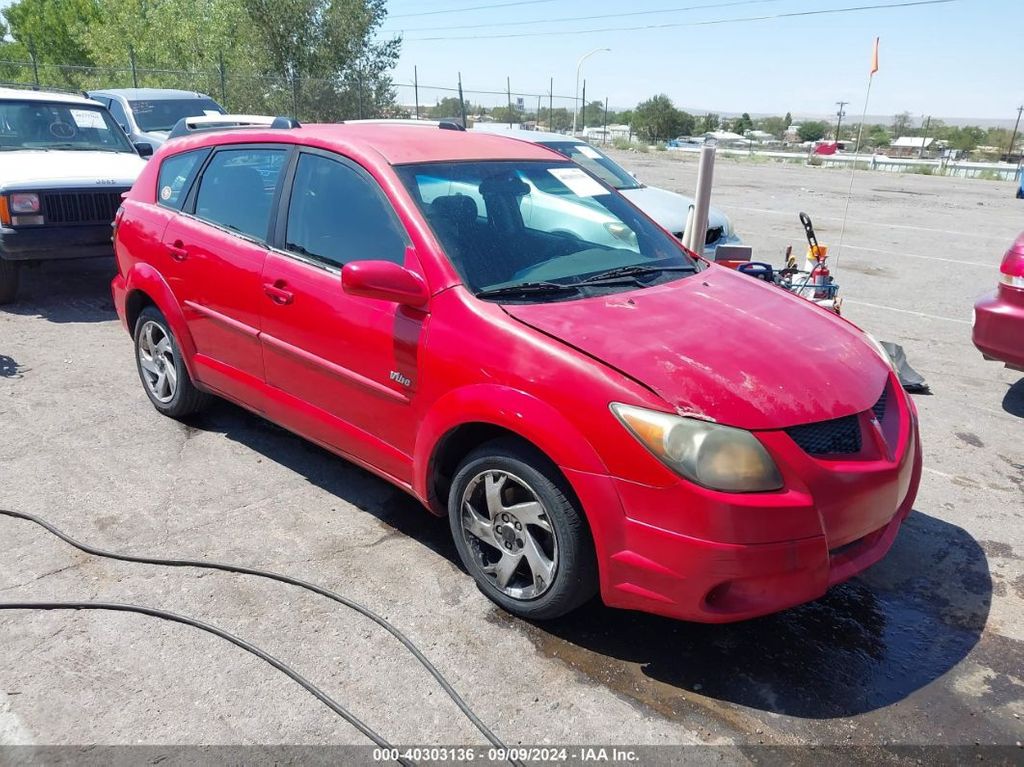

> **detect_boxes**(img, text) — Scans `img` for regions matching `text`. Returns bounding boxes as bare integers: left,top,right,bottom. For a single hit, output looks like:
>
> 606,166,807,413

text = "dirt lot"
1,152,1022,760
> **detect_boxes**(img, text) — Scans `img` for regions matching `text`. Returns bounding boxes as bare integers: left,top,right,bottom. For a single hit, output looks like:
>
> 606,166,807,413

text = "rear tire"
448,438,598,620
0,259,20,305
1017,187,1023,199
133,306,210,418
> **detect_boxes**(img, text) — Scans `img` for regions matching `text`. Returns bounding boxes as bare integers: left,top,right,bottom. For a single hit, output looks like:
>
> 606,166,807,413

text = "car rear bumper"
0,224,115,261
973,287,1024,370
565,380,921,623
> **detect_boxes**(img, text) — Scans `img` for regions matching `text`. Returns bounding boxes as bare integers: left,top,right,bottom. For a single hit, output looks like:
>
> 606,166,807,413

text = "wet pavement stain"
492,511,1024,745
955,432,986,449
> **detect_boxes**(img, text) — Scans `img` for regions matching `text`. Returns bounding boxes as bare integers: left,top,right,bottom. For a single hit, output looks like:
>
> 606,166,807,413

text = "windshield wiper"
475,281,580,299
577,264,696,285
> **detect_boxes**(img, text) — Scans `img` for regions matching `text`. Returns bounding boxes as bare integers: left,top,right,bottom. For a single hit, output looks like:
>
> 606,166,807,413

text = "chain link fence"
0,58,618,136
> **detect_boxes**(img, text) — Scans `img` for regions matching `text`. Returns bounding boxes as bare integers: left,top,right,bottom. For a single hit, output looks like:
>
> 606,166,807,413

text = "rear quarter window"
157,149,209,210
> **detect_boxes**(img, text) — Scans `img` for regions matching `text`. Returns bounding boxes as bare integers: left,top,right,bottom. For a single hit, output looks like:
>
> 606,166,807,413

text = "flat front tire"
449,439,598,620
133,306,210,418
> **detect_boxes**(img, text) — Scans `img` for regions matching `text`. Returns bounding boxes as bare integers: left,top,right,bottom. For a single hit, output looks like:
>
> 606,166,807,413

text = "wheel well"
429,423,557,515
124,289,155,333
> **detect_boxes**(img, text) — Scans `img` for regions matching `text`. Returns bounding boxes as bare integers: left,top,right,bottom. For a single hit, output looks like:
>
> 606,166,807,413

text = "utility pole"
457,72,467,127
1008,105,1024,161
580,80,586,132
548,77,553,130
572,48,609,135
919,115,931,159
507,76,513,128
603,97,609,145
835,100,849,142
413,66,419,119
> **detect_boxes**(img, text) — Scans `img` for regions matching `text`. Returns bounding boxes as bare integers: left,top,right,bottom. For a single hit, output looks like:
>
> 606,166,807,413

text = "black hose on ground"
0,508,516,763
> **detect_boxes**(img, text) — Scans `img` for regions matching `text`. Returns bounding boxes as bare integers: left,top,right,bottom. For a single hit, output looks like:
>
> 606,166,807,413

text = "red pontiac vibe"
973,232,1024,371
111,121,921,622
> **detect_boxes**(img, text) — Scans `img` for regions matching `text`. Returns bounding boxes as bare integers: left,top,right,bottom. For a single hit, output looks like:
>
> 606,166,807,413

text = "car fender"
123,263,199,379
414,383,610,502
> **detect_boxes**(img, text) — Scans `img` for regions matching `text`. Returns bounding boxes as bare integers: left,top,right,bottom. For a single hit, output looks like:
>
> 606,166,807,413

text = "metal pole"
291,72,298,118
835,100,848,142
457,72,467,127
218,51,227,106
414,66,419,119
129,45,138,88
507,76,513,128
685,143,716,253
580,80,586,132
548,78,553,131
603,97,608,145
572,48,609,135
919,115,930,159
28,37,39,87
1008,105,1023,160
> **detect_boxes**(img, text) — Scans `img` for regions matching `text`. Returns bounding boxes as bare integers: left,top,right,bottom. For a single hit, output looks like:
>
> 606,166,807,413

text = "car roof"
472,126,589,145
0,87,101,107
87,88,215,101
169,122,566,165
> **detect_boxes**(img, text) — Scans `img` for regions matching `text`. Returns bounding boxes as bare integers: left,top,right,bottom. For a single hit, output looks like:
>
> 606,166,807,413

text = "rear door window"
156,149,209,210
192,147,287,241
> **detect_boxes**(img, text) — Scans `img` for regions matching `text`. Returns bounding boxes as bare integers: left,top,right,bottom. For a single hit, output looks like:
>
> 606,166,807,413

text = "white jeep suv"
0,88,147,303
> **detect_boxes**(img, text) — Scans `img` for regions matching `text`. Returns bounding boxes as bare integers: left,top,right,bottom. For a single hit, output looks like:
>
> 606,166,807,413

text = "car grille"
786,414,862,456
786,388,890,457
872,387,888,421
705,226,723,246
41,190,126,225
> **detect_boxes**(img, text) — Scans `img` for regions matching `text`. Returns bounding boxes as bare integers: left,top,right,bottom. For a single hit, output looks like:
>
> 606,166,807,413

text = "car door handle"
263,282,294,305
168,240,188,261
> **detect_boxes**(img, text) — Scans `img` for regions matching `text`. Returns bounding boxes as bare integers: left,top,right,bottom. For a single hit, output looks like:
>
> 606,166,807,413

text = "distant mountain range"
670,108,1017,129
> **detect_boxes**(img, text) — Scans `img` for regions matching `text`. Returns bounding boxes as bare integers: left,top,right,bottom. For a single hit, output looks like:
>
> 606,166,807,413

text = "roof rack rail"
167,114,301,139
341,118,466,132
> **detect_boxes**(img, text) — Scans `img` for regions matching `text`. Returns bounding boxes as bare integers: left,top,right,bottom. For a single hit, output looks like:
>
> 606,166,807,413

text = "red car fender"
122,263,199,380
413,384,611,506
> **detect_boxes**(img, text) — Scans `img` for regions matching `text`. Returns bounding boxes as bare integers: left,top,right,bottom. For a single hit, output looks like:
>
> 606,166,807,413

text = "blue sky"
384,0,1022,121
1,0,1018,120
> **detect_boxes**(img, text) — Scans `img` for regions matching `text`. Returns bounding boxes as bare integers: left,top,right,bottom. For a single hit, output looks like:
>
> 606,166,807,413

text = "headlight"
863,332,897,373
611,403,783,493
10,193,40,214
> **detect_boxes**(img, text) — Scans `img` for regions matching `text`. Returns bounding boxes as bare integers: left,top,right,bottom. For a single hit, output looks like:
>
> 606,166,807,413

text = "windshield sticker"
547,167,608,197
575,145,602,159
69,109,106,129
160,186,173,201
49,121,76,139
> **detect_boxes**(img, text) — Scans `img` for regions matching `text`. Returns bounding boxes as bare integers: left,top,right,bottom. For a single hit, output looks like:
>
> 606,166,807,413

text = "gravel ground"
1,152,1021,762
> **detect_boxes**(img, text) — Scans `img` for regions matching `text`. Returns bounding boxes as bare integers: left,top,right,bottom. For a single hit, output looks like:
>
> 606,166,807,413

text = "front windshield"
0,100,135,153
538,141,641,190
396,160,699,301
129,98,224,132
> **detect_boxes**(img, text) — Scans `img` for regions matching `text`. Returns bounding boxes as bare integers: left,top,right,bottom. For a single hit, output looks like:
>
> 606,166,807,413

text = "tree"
867,124,890,147
784,111,793,128
732,112,753,134
798,121,829,142
537,106,572,132
631,94,690,142
429,96,468,119
2,0,100,84
758,115,787,139
892,111,913,138
698,112,719,133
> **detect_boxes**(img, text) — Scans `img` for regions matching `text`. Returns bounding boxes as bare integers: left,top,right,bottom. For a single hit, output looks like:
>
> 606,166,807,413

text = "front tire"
0,259,20,305
133,306,210,418
448,439,598,620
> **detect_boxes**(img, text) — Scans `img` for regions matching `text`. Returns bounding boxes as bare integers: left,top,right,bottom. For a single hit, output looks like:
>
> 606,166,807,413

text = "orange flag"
870,37,880,76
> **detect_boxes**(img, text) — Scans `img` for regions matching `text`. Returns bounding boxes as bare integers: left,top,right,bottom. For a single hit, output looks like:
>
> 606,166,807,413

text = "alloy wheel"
137,320,178,404
459,469,559,600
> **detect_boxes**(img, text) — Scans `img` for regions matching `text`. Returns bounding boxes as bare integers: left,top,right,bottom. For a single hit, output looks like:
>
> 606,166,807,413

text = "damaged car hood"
502,266,889,430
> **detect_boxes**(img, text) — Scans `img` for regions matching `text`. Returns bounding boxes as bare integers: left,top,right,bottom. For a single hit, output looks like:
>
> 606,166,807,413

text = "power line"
384,0,784,34
390,0,560,20
401,0,959,42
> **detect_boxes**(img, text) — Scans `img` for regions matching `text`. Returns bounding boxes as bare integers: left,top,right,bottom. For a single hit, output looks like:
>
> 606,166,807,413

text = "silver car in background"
85,88,226,154
477,127,741,258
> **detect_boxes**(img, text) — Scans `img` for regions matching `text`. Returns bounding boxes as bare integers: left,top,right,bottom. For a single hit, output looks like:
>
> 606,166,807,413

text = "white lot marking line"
923,467,1015,496
840,243,992,268
729,206,1017,240
843,299,972,324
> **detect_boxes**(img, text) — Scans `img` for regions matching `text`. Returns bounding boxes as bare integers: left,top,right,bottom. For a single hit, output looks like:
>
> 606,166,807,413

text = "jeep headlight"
611,403,783,493
10,192,40,214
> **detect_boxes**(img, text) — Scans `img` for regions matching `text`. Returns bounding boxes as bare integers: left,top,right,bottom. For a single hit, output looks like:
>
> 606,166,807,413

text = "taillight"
1000,235,1024,289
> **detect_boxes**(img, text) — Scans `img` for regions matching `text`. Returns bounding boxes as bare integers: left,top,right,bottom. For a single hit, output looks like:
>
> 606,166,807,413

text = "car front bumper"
0,224,115,261
973,286,1024,370
565,380,921,623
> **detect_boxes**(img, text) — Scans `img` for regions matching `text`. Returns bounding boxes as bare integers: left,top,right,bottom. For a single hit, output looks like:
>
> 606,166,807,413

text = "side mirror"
342,260,429,308
134,142,154,158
